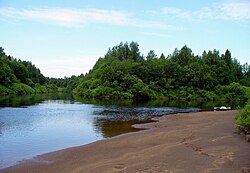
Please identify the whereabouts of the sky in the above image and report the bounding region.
[0,0,249,78]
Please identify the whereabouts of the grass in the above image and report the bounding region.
[236,87,250,134]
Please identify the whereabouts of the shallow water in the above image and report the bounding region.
[0,94,244,169]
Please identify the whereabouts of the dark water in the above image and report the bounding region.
[0,93,245,169]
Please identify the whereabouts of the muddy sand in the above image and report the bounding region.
[1,110,250,173]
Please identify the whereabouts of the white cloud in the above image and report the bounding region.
[162,7,192,19]
[0,7,177,30]
[142,32,173,38]
[132,19,180,30]
[220,2,250,20]
[195,7,214,19]
[0,7,130,27]
[161,1,250,21]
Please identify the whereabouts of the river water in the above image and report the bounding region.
[0,93,244,169]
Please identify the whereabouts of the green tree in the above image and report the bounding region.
[129,41,141,61]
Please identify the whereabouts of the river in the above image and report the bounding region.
[0,93,244,169]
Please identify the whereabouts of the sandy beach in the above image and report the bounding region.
[1,110,250,173]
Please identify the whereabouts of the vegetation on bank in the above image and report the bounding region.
[0,47,47,95]
[0,47,81,95]
[1,43,250,134]
[236,87,250,134]
[236,100,250,134]
[1,43,250,101]
[74,42,249,100]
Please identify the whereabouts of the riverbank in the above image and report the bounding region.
[1,110,250,173]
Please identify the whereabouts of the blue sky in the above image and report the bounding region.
[0,0,249,78]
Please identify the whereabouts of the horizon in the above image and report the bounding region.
[1,0,250,78]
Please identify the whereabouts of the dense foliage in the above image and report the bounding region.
[236,99,250,134]
[0,47,81,95]
[1,43,249,99]
[0,47,48,95]
[48,75,83,92]
[236,87,250,134]
[0,48,46,87]
[75,42,249,100]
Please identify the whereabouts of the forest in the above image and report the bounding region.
[1,43,250,100]
[0,47,80,95]
[75,42,250,100]
[1,43,250,99]
[0,42,250,133]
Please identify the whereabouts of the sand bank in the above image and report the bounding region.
[1,110,250,173]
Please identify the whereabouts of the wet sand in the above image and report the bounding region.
[1,110,250,173]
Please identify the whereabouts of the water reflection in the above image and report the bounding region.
[92,105,200,138]
[0,100,103,168]
[94,119,150,138]
[0,93,246,169]
[0,93,245,109]
[0,93,75,107]
[75,96,245,110]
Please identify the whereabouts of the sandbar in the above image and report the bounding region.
[1,110,250,173]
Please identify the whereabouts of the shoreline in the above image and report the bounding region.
[0,109,201,169]
[1,110,250,173]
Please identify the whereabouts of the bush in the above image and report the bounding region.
[11,83,35,95]
[57,87,67,93]
[111,91,133,99]
[0,84,14,95]
[215,83,247,100]
[92,86,114,98]
[245,87,250,98]
[196,89,218,100]
[236,100,250,134]
[34,84,48,93]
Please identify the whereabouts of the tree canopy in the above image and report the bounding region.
[1,43,249,99]
[74,42,250,100]
[0,47,81,95]
[0,48,45,88]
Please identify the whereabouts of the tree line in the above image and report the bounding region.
[0,47,81,95]
[74,42,250,100]
[1,44,249,137]
[1,43,249,100]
